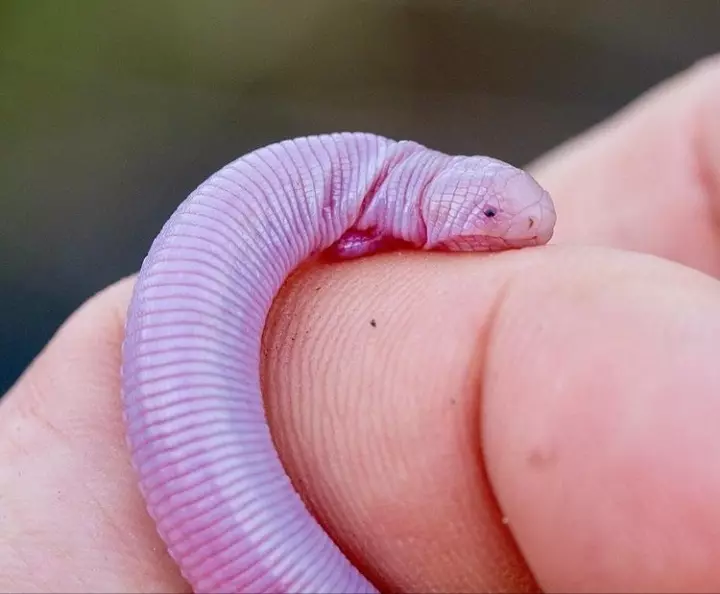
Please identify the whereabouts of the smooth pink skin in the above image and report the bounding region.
[121,133,555,593]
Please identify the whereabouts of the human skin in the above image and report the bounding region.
[121,134,556,594]
[2,55,720,593]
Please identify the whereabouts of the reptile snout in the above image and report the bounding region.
[504,196,556,245]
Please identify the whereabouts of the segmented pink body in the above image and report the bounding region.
[121,132,555,593]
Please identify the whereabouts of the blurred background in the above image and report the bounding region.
[2,0,720,394]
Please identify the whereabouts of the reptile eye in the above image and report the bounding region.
[483,207,497,218]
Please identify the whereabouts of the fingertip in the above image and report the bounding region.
[263,248,547,593]
[483,248,720,593]
[527,53,720,278]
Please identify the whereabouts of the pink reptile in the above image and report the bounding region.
[121,132,557,593]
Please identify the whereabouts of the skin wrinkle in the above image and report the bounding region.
[420,315,501,593]
[459,255,537,594]
[688,75,720,235]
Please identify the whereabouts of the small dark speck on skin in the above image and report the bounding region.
[450,398,457,405]
[526,446,557,469]
[370,319,377,328]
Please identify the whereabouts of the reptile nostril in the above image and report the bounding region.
[528,215,537,230]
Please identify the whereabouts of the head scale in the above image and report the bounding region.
[420,156,556,251]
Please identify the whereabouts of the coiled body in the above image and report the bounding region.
[121,133,555,593]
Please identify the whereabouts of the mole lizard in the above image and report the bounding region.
[120,132,557,593]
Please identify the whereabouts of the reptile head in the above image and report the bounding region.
[421,156,556,251]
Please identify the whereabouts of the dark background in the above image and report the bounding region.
[2,0,719,393]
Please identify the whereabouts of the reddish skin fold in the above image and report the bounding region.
[121,132,557,593]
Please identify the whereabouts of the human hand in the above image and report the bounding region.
[3,56,720,593]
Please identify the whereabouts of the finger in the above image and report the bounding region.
[528,54,720,278]
[263,246,720,593]
[483,248,720,593]
[6,245,720,594]
[0,276,190,593]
